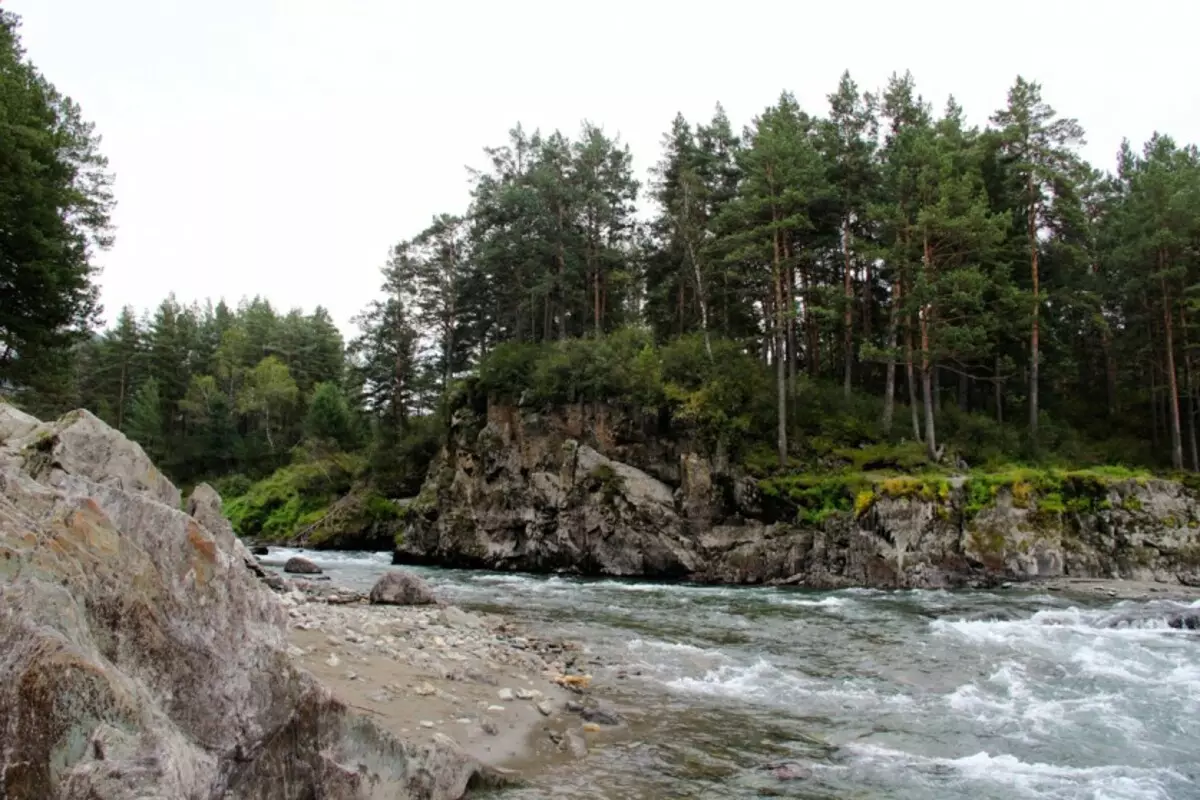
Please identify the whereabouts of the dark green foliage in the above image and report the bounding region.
[368,414,441,499]
[305,382,354,450]
[0,12,113,398]
[125,378,164,462]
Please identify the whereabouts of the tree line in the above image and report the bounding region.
[6,1,1200,487]
[359,71,1200,471]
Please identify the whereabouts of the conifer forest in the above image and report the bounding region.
[6,7,1200,515]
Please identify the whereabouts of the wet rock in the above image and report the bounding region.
[250,545,270,556]
[440,606,483,628]
[0,408,505,799]
[563,729,588,759]
[763,761,813,781]
[369,569,438,605]
[565,700,584,713]
[580,703,622,726]
[1168,612,1200,630]
[283,556,323,574]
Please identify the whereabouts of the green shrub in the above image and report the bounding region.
[223,452,365,539]
[212,473,252,499]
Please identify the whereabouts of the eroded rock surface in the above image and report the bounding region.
[0,405,501,800]
[398,402,1200,589]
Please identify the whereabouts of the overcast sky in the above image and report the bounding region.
[10,0,1200,336]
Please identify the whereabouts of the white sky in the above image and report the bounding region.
[10,0,1200,337]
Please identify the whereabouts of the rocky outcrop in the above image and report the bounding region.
[369,570,438,605]
[0,404,501,799]
[397,402,1200,589]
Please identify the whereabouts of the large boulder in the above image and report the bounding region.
[0,408,500,799]
[284,555,323,574]
[370,569,438,605]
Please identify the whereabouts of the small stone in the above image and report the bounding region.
[515,688,542,700]
[497,688,515,701]
[564,729,588,759]
[581,704,622,726]
[487,705,506,713]
[481,720,499,736]
[536,701,553,717]
[345,671,358,681]
[582,723,601,733]
[565,700,583,713]
[414,682,436,696]
[419,720,435,729]
[325,653,340,668]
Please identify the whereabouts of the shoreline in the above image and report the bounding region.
[1020,575,1200,603]
[279,577,620,782]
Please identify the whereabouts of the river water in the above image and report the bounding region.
[267,549,1200,799]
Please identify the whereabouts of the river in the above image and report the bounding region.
[266,548,1200,799]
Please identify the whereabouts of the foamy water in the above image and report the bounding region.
[266,549,1200,799]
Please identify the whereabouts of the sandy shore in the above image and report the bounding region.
[1021,576,1200,603]
[279,581,620,780]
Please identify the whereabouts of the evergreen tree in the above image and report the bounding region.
[990,77,1086,441]
[822,71,879,396]
[126,377,165,462]
[0,11,114,396]
[305,381,354,450]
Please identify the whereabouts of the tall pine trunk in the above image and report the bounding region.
[882,279,900,435]
[994,353,1004,424]
[921,233,937,460]
[1160,258,1184,471]
[1183,307,1198,471]
[773,224,788,467]
[1027,191,1040,440]
[842,219,854,397]
[905,311,921,442]
[786,250,797,398]
[680,181,712,360]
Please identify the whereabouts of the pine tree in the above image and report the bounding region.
[990,77,1085,441]
[909,99,1008,459]
[0,11,114,395]
[823,71,879,396]
[126,377,165,462]
[305,381,354,450]
[874,71,932,437]
[717,93,827,465]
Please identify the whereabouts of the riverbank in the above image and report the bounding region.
[276,576,624,780]
[1026,575,1200,603]
[255,548,1200,799]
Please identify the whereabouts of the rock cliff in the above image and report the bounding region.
[397,402,1200,589]
[0,403,501,800]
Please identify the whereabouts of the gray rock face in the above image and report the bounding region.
[0,407,500,799]
[284,555,323,574]
[398,403,1200,589]
[370,569,438,605]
